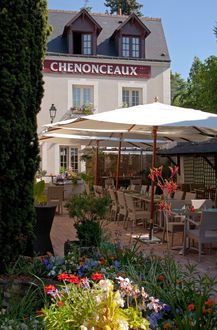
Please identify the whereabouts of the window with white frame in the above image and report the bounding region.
[82,34,92,55]
[122,88,141,107]
[72,85,93,109]
[59,146,78,172]
[122,36,140,58]
[73,33,92,55]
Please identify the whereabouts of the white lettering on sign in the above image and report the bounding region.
[44,60,150,78]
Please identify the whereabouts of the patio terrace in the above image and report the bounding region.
[51,207,217,278]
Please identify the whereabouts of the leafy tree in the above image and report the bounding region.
[180,56,217,113]
[104,0,143,16]
[0,0,49,271]
[170,72,187,106]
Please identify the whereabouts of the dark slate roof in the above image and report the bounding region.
[47,10,170,62]
[158,139,217,156]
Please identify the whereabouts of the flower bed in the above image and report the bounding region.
[1,243,217,329]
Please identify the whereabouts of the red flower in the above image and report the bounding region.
[56,301,64,307]
[169,166,179,178]
[68,274,80,284]
[164,180,178,195]
[158,274,165,282]
[44,284,57,294]
[189,206,195,213]
[91,272,103,281]
[205,298,215,307]
[187,303,195,312]
[57,273,70,281]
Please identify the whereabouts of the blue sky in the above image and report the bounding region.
[48,0,217,79]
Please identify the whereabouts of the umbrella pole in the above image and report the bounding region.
[94,140,99,186]
[116,133,123,191]
[149,126,158,240]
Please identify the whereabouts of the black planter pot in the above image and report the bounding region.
[34,204,57,255]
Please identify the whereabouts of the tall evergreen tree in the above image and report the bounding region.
[104,0,143,16]
[0,0,49,270]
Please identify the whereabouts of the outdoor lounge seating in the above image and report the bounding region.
[183,209,217,262]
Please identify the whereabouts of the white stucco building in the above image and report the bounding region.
[39,8,170,175]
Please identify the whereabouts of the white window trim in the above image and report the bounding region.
[67,79,99,112]
[118,82,147,108]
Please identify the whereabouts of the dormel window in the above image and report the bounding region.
[63,8,102,56]
[113,13,150,59]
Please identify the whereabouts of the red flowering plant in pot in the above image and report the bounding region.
[149,165,179,215]
[149,165,179,212]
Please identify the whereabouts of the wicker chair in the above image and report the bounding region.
[47,186,64,214]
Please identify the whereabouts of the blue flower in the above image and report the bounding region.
[114,260,121,268]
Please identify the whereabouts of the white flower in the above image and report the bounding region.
[119,319,129,330]
[114,291,125,307]
[98,279,113,292]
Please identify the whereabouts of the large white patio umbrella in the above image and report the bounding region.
[44,102,217,240]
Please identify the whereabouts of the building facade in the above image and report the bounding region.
[39,8,170,175]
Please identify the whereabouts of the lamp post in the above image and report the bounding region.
[49,104,57,123]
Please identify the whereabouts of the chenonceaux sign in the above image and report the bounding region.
[43,59,151,78]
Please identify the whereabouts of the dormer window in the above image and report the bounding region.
[122,36,140,58]
[83,34,92,55]
[74,33,92,55]
[112,13,150,59]
[63,8,102,56]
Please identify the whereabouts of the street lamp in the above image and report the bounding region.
[49,104,57,123]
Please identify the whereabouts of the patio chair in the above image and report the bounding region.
[124,193,150,231]
[108,189,119,221]
[105,178,115,189]
[47,186,64,214]
[116,191,128,225]
[183,209,217,262]
[173,190,184,200]
[93,185,104,198]
[184,192,196,204]
[162,199,186,248]
[130,179,142,192]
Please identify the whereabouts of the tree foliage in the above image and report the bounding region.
[104,0,143,16]
[170,72,187,106]
[0,0,49,270]
[179,56,217,113]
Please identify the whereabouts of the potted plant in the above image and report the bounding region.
[34,180,57,255]
[64,194,111,255]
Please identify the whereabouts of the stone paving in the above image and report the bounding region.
[50,208,217,278]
